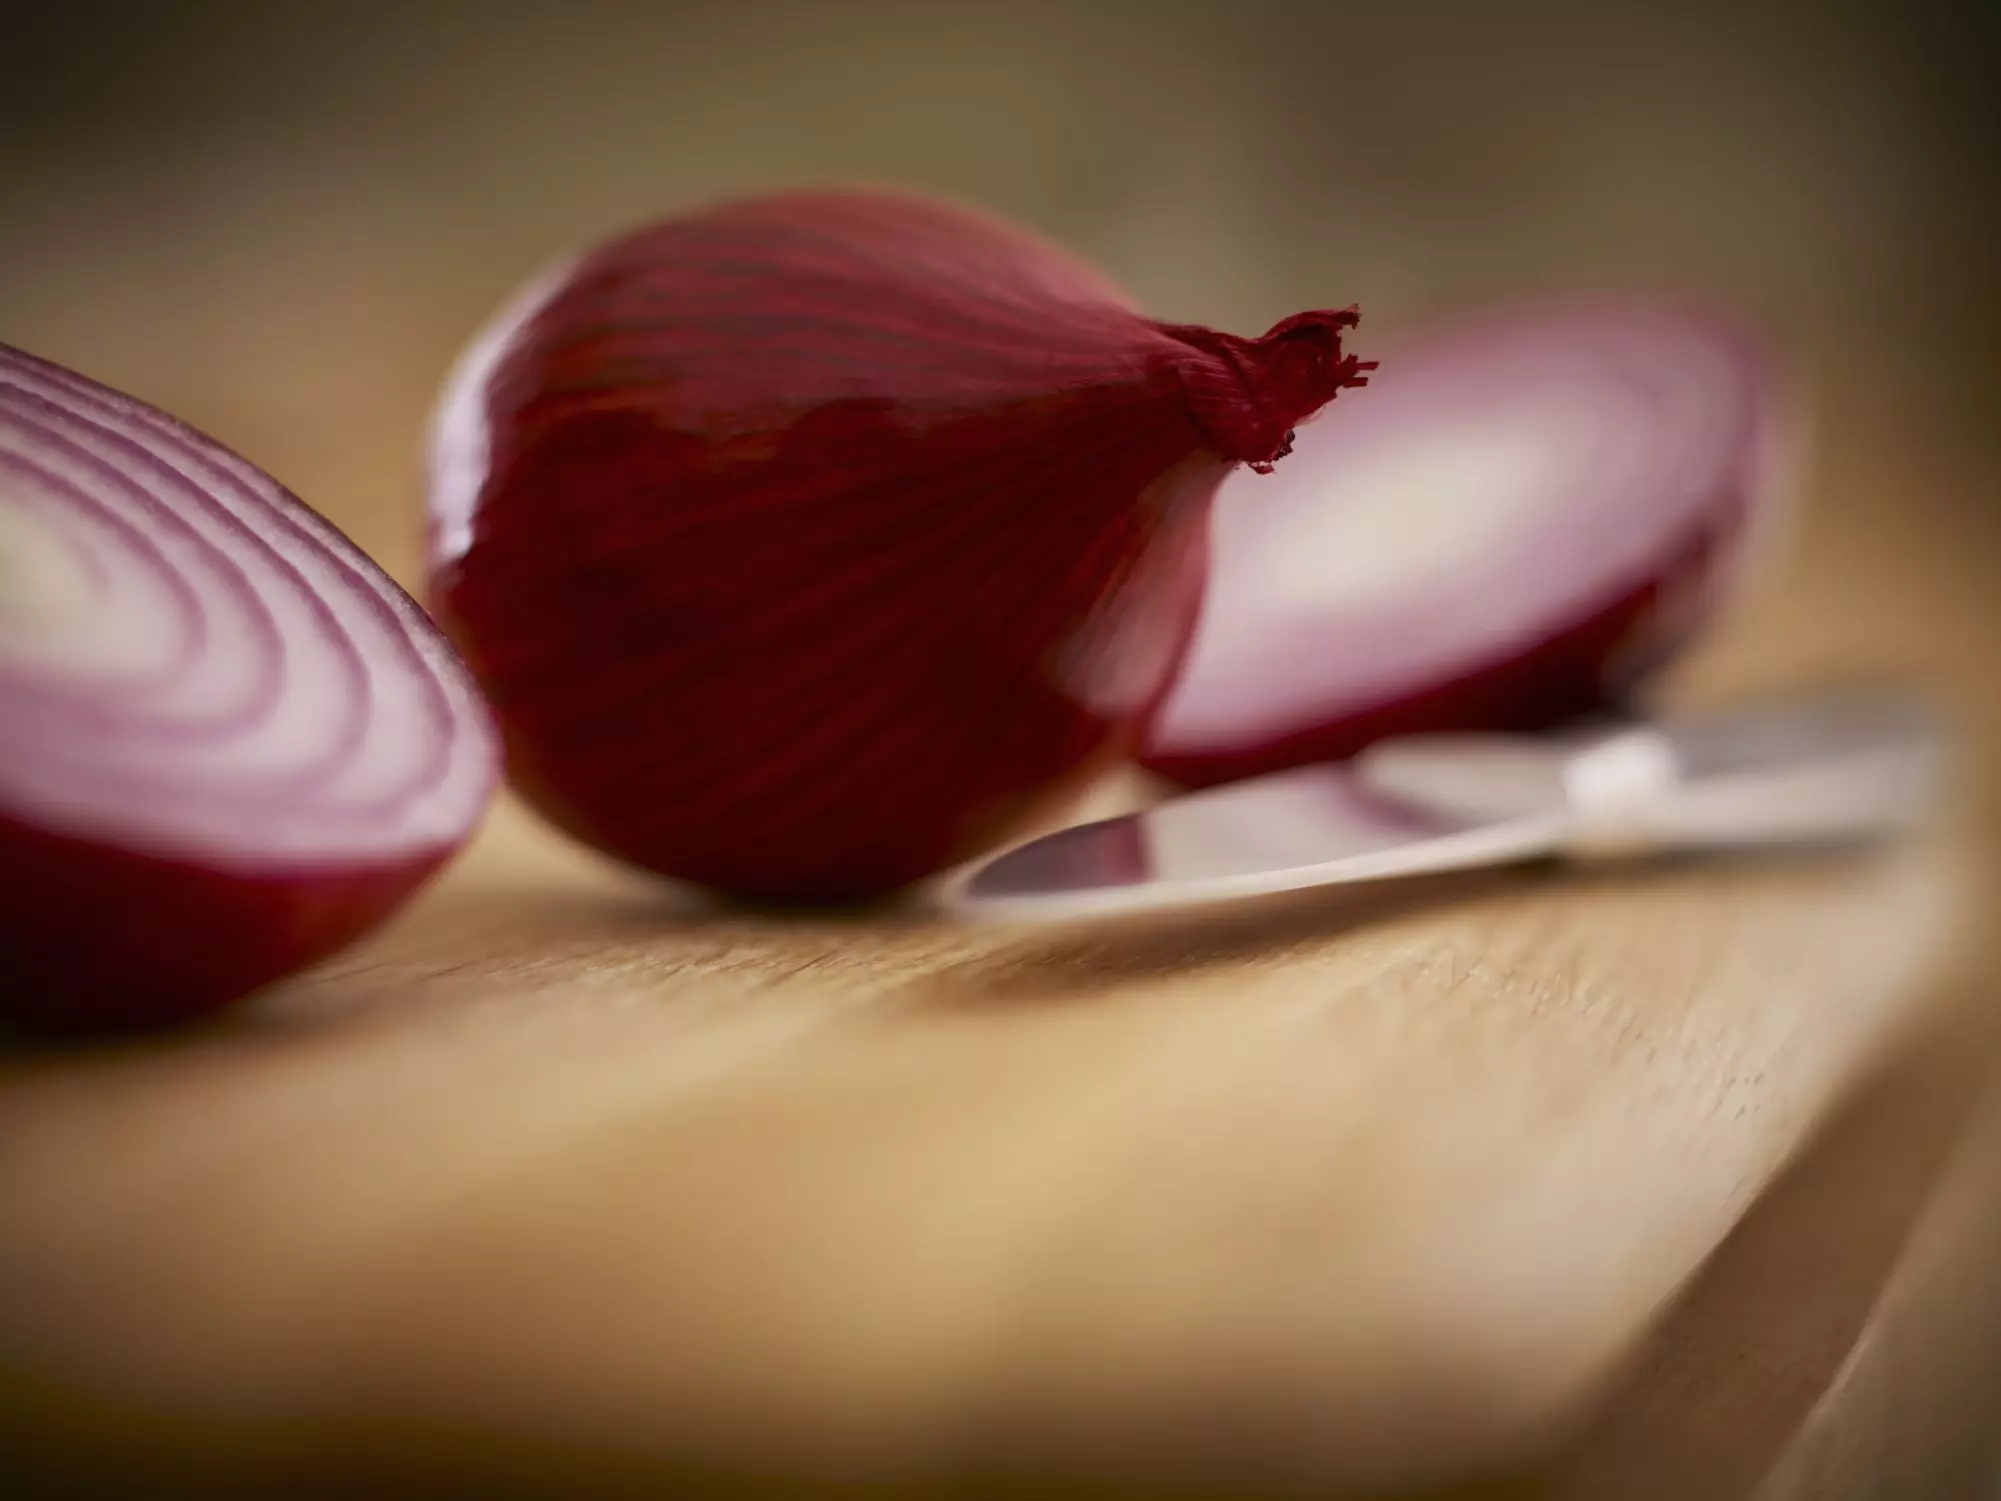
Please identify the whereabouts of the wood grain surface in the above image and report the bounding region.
[1752,1073,2001,1501]
[2,4,1998,1495]
[0,478,1986,1498]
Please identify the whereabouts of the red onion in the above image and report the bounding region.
[1141,301,1786,787]
[0,344,497,1033]
[429,188,1374,901]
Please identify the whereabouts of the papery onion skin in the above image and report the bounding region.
[430,188,1373,901]
[1141,301,1785,788]
[0,343,497,1035]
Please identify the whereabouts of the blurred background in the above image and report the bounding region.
[2,0,1996,578]
[2,1,1998,1495]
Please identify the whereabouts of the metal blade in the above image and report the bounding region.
[943,763,1567,920]
[944,689,1944,922]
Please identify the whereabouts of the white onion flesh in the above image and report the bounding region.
[1143,301,1785,784]
[0,344,496,872]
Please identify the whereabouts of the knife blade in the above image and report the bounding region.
[942,690,1943,921]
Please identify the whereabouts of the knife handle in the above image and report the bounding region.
[1356,690,1946,860]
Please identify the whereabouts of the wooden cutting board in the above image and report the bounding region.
[0,447,1990,1497]
[1752,1071,2001,1501]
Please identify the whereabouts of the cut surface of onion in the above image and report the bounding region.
[0,343,497,1032]
[1141,301,1786,787]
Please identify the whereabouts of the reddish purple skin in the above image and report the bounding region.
[434,190,1370,902]
[0,814,453,1035]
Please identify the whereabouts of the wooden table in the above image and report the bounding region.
[1,417,1995,1498]
[3,6,1999,1494]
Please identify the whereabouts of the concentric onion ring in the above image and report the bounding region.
[0,343,497,1032]
[1142,300,1788,786]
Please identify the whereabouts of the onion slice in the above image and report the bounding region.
[0,343,497,1032]
[1141,301,1788,787]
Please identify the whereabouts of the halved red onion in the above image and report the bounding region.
[1140,301,1789,787]
[0,343,497,1032]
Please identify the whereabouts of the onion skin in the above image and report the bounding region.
[431,189,1372,901]
[1140,301,1782,789]
[0,816,452,1035]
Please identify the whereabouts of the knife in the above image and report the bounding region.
[942,690,1945,921]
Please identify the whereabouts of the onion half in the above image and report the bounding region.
[1141,301,1788,787]
[0,344,497,1032]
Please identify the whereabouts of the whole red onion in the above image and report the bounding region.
[429,189,1373,901]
